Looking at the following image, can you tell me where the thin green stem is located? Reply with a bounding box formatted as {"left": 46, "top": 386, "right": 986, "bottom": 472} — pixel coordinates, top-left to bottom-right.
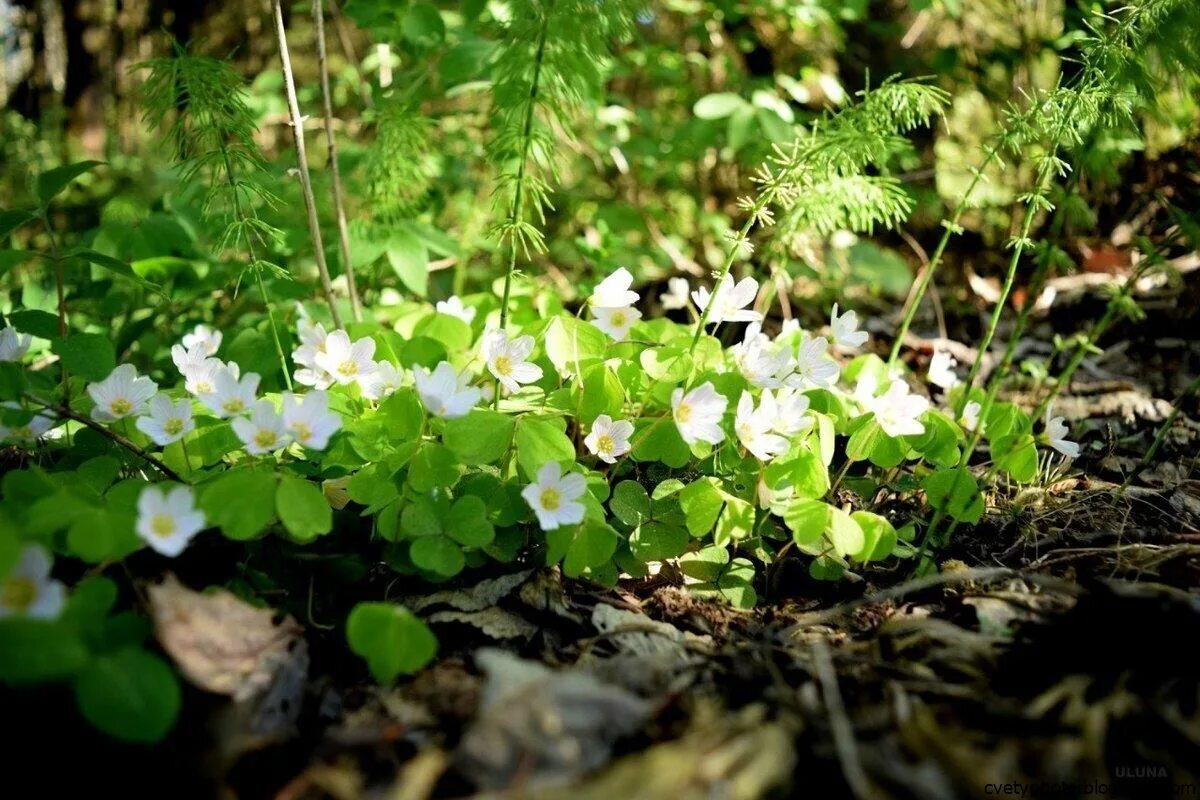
{"left": 690, "top": 211, "right": 761, "bottom": 351}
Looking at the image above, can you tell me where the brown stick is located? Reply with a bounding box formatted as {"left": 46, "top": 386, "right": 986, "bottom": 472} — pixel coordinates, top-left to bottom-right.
{"left": 313, "top": 0, "right": 363, "bottom": 322}
{"left": 42, "top": 401, "right": 183, "bottom": 482}
{"left": 272, "top": 0, "right": 344, "bottom": 330}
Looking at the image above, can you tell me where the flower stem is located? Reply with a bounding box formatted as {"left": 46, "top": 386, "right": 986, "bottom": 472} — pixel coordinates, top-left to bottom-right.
{"left": 690, "top": 209, "right": 761, "bottom": 353}
{"left": 31, "top": 397, "right": 183, "bottom": 482}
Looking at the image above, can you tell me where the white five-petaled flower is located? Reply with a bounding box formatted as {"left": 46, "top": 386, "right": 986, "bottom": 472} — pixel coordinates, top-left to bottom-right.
{"left": 136, "top": 394, "right": 195, "bottom": 446}
{"left": 730, "top": 323, "right": 793, "bottom": 388}
{"left": 770, "top": 387, "right": 814, "bottom": 437}
{"left": 866, "top": 379, "right": 930, "bottom": 438}
{"left": 0, "top": 326, "right": 32, "bottom": 362}
{"left": 583, "top": 415, "right": 634, "bottom": 464}
{"left": 521, "top": 461, "right": 587, "bottom": 530}
{"left": 135, "top": 484, "right": 206, "bottom": 557}
{"left": 735, "top": 392, "right": 790, "bottom": 462}
{"left": 436, "top": 296, "right": 477, "bottom": 325}
{"left": 281, "top": 391, "right": 341, "bottom": 450}
{"left": 830, "top": 304, "right": 868, "bottom": 349}
{"left": 293, "top": 319, "right": 334, "bottom": 389}
{"left": 181, "top": 324, "right": 222, "bottom": 356}
{"left": 660, "top": 277, "right": 691, "bottom": 311}
{"left": 88, "top": 364, "right": 158, "bottom": 423}
{"left": 183, "top": 357, "right": 233, "bottom": 396}
{"left": 314, "top": 330, "right": 378, "bottom": 387}
{"left": 0, "top": 401, "right": 56, "bottom": 443}
{"left": 591, "top": 305, "right": 642, "bottom": 341}
{"left": 482, "top": 329, "right": 543, "bottom": 394}
{"left": 671, "top": 382, "right": 728, "bottom": 445}
{"left": 231, "top": 399, "right": 292, "bottom": 455}
{"left": 691, "top": 274, "right": 762, "bottom": 324}
{"left": 787, "top": 334, "right": 841, "bottom": 390}
{"left": 590, "top": 267, "right": 640, "bottom": 308}
{"left": 927, "top": 349, "right": 960, "bottom": 390}
{"left": 413, "top": 361, "right": 481, "bottom": 419}
{"left": 171, "top": 342, "right": 212, "bottom": 376}
{"left": 361, "top": 360, "right": 404, "bottom": 401}
{"left": 960, "top": 401, "right": 982, "bottom": 432}
{"left": 1043, "top": 408, "right": 1080, "bottom": 459}
{"left": 199, "top": 369, "right": 260, "bottom": 418}
{"left": 0, "top": 545, "right": 66, "bottom": 619}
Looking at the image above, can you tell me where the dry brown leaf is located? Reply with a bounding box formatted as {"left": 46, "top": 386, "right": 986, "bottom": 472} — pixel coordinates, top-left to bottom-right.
{"left": 148, "top": 574, "right": 305, "bottom": 701}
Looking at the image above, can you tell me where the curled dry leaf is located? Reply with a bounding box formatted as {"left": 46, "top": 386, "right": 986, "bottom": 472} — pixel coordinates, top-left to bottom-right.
{"left": 148, "top": 574, "right": 306, "bottom": 702}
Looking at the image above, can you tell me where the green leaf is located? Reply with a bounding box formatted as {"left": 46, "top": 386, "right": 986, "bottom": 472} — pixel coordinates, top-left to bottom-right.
{"left": 51, "top": 333, "right": 116, "bottom": 381}
{"left": 639, "top": 344, "right": 691, "bottom": 383}
{"left": 0, "top": 209, "right": 35, "bottom": 239}
{"left": 783, "top": 499, "right": 829, "bottom": 547}
{"left": 609, "top": 480, "right": 650, "bottom": 527}
{"left": 544, "top": 316, "right": 606, "bottom": 377}
{"left": 410, "top": 536, "right": 465, "bottom": 577}
{"left": 37, "top": 160, "right": 103, "bottom": 207}
{"left": 444, "top": 495, "right": 494, "bottom": 548}
{"left": 764, "top": 442, "right": 829, "bottom": 500}
{"left": 679, "top": 479, "right": 723, "bottom": 538}
{"left": 378, "top": 388, "right": 425, "bottom": 442}
{"left": 413, "top": 312, "right": 472, "bottom": 352}
{"left": 408, "top": 442, "right": 460, "bottom": 491}
{"left": 346, "top": 602, "right": 437, "bottom": 683}
{"left": 579, "top": 363, "right": 625, "bottom": 421}
{"left": 276, "top": 474, "right": 333, "bottom": 542}
{"left": 225, "top": 329, "right": 279, "bottom": 379}
{"left": 630, "top": 418, "right": 690, "bottom": 468}
{"left": 562, "top": 519, "right": 619, "bottom": 578}
{"left": 826, "top": 506, "right": 865, "bottom": 558}
{"left": 514, "top": 416, "right": 575, "bottom": 479}
{"left": 629, "top": 521, "right": 688, "bottom": 561}
{"left": 443, "top": 409, "right": 514, "bottom": 465}
{"left": 923, "top": 468, "right": 984, "bottom": 524}
{"left": 73, "top": 648, "right": 181, "bottom": 743}
{"left": 846, "top": 416, "right": 908, "bottom": 467}
{"left": 7, "top": 309, "right": 61, "bottom": 339}
{"left": 402, "top": 2, "right": 445, "bottom": 46}
{"left": 993, "top": 434, "right": 1039, "bottom": 483}
{"left": 73, "top": 249, "right": 163, "bottom": 294}
{"left": 387, "top": 228, "right": 428, "bottom": 297}
{"left": 0, "top": 363, "right": 27, "bottom": 401}
{"left": 199, "top": 470, "right": 278, "bottom": 540}
{"left": 694, "top": 92, "right": 746, "bottom": 120}
{"left": 0, "top": 619, "right": 89, "bottom": 684}
{"left": 850, "top": 511, "right": 897, "bottom": 562}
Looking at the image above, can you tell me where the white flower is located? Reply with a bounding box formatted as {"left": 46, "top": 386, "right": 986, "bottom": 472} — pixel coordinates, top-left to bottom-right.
{"left": 436, "top": 296, "right": 477, "bottom": 325}
{"left": 830, "top": 230, "right": 858, "bottom": 251}
{"left": 735, "top": 392, "right": 789, "bottom": 461}
{"left": 231, "top": 399, "right": 292, "bottom": 455}
{"left": 867, "top": 379, "right": 929, "bottom": 438}
{"left": 830, "top": 303, "right": 868, "bottom": 349}
{"left": 770, "top": 387, "right": 814, "bottom": 436}
{"left": 282, "top": 391, "right": 341, "bottom": 450}
{"left": 180, "top": 324, "right": 221, "bottom": 356}
{"left": 88, "top": 364, "right": 158, "bottom": 423}
{"left": 199, "top": 369, "right": 260, "bottom": 418}
{"left": 660, "top": 277, "right": 691, "bottom": 310}
{"left": 591, "top": 267, "right": 640, "bottom": 308}
{"left": 583, "top": 415, "right": 633, "bottom": 464}
{"left": 591, "top": 305, "right": 642, "bottom": 341}
{"left": 730, "top": 323, "right": 793, "bottom": 388}
{"left": 136, "top": 484, "right": 206, "bottom": 557}
{"left": 961, "top": 401, "right": 982, "bottom": 432}
{"left": 691, "top": 274, "right": 762, "bottom": 324}
{"left": 482, "top": 329, "right": 543, "bottom": 394}
{"left": 361, "top": 360, "right": 404, "bottom": 401}
{"left": 0, "top": 545, "right": 65, "bottom": 619}
{"left": 787, "top": 335, "right": 840, "bottom": 390}
{"left": 1044, "top": 409, "right": 1080, "bottom": 459}
{"left": 0, "top": 402, "right": 56, "bottom": 443}
{"left": 413, "top": 361, "right": 481, "bottom": 419}
{"left": 171, "top": 342, "right": 213, "bottom": 376}
{"left": 183, "top": 357, "right": 232, "bottom": 396}
{"left": 927, "top": 349, "right": 960, "bottom": 389}
{"left": 671, "top": 382, "right": 728, "bottom": 445}
{"left": 314, "top": 330, "right": 378, "bottom": 387}
{"left": 521, "top": 461, "right": 587, "bottom": 530}
{"left": 0, "top": 326, "right": 32, "bottom": 362}
{"left": 135, "top": 394, "right": 195, "bottom": 446}
{"left": 853, "top": 372, "right": 881, "bottom": 407}
{"left": 293, "top": 319, "right": 334, "bottom": 389}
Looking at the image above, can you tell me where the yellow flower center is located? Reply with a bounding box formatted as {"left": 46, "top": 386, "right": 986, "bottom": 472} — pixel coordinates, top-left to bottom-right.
{"left": 597, "top": 434, "right": 615, "bottom": 454}
{"left": 494, "top": 355, "right": 513, "bottom": 376}
{"left": 539, "top": 487, "right": 561, "bottom": 511}
{"left": 675, "top": 402, "right": 693, "bottom": 423}
{"left": 222, "top": 399, "right": 245, "bottom": 414}
{"left": 1, "top": 577, "right": 36, "bottom": 613}
{"left": 195, "top": 381, "right": 214, "bottom": 394}
{"left": 254, "top": 430, "right": 279, "bottom": 449}
{"left": 110, "top": 398, "right": 132, "bottom": 416}
{"left": 610, "top": 311, "right": 627, "bottom": 328}
{"left": 150, "top": 514, "right": 176, "bottom": 538}
{"left": 164, "top": 418, "right": 184, "bottom": 436}
{"left": 337, "top": 360, "right": 358, "bottom": 377}
{"left": 290, "top": 422, "right": 312, "bottom": 443}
